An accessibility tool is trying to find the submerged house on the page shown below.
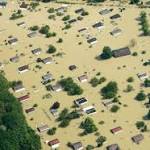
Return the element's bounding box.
[10,55,19,63]
[106,144,120,150]
[110,14,121,20]
[27,31,37,38]
[8,38,18,45]
[48,139,60,150]
[110,28,122,37]
[83,106,96,115]
[0,0,7,8]
[32,48,42,55]
[42,73,53,83]
[112,47,131,58]
[18,65,29,73]
[25,107,35,114]
[42,57,53,64]
[20,2,28,10]
[78,75,88,83]
[75,8,84,14]
[72,142,83,150]
[37,124,49,133]
[74,97,88,107]
[51,84,63,92]
[92,22,104,30]
[131,134,144,144]
[137,72,149,81]
[17,21,26,27]
[18,94,30,103]
[87,37,97,45]
[99,9,111,15]
[12,83,25,93]
[110,126,122,134]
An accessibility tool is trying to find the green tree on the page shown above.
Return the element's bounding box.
[130,0,140,4]
[110,105,120,113]
[80,117,97,134]
[39,25,50,34]
[47,45,56,53]
[47,127,57,135]
[96,136,106,147]
[86,145,94,150]
[135,92,146,101]
[100,46,112,59]
[101,81,118,99]
[144,79,150,87]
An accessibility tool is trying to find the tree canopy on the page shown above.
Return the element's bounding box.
[0,74,41,150]
[101,81,118,99]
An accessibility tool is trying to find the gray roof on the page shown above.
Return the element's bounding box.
[132,134,144,144]
[18,65,29,72]
[72,142,83,150]
[10,55,19,63]
[92,22,104,28]
[99,9,111,15]
[87,37,97,44]
[0,0,7,4]
[13,83,24,91]
[112,47,131,58]
[110,14,121,20]
[27,32,37,38]
[110,28,122,36]
[8,38,18,44]
[106,144,120,150]
[37,124,49,132]
[51,84,62,91]
[75,8,84,14]
[42,57,52,64]
[42,73,53,81]
[32,48,42,54]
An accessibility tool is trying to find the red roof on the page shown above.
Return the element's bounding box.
[48,139,60,146]
[111,126,122,134]
[18,94,29,102]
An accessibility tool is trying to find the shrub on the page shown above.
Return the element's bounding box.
[30,25,39,31]
[127,77,134,82]
[47,8,55,13]
[135,92,146,101]
[47,127,57,135]
[62,15,70,21]
[110,105,120,113]
[39,25,50,34]
[47,45,56,53]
